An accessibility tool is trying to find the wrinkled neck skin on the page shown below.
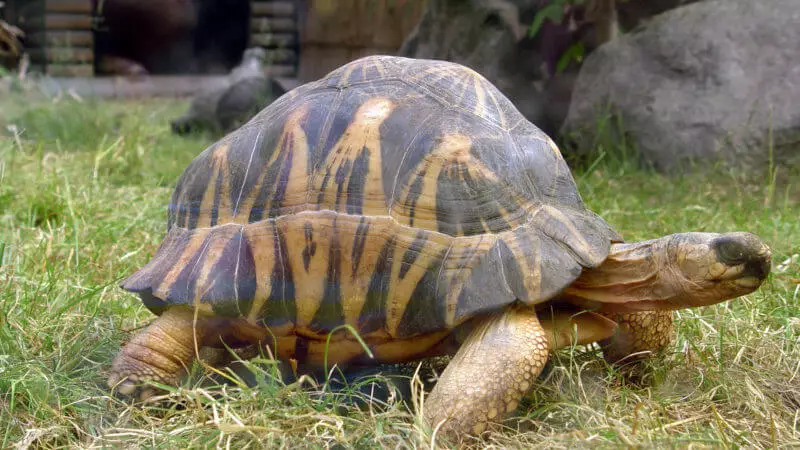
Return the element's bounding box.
[559,237,692,313]
[231,56,264,80]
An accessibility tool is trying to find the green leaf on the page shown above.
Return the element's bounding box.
[556,41,585,73]
[528,2,567,38]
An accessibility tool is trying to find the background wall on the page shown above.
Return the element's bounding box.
[297,0,427,82]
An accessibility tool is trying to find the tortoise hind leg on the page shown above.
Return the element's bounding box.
[423,307,550,438]
[108,307,207,400]
[599,310,674,371]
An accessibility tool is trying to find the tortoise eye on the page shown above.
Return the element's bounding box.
[713,237,748,265]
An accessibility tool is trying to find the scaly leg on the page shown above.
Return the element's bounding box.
[599,310,674,366]
[108,307,207,400]
[423,307,550,438]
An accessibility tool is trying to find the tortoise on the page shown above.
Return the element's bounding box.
[109,55,772,437]
[170,47,286,136]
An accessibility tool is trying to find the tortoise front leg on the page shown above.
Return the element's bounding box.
[599,310,674,366]
[423,307,550,438]
[108,307,207,400]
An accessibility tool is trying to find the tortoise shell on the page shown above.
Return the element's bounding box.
[122,55,620,341]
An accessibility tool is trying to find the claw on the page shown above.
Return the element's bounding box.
[117,380,138,396]
[108,372,166,402]
[108,371,139,396]
[107,373,120,389]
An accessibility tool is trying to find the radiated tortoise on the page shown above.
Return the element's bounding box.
[109,55,772,438]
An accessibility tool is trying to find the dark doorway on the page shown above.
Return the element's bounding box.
[94,0,250,75]
[193,0,251,73]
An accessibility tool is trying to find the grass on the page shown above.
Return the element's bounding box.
[0,91,798,449]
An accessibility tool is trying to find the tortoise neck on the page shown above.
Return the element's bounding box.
[559,238,678,313]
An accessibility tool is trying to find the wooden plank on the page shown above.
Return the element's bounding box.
[299,0,358,45]
[358,0,423,49]
[3,0,19,24]
[20,13,93,30]
[400,0,428,36]
[263,48,297,65]
[29,47,94,64]
[297,45,349,82]
[247,17,296,33]
[45,13,93,29]
[28,75,300,98]
[13,1,44,28]
[30,63,93,77]
[251,1,295,17]
[15,0,91,16]
[263,64,296,77]
[25,30,93,47]
[15,1,46,17]
[45,0,92,14]
[249,32,296,48]
[47,63,93,77]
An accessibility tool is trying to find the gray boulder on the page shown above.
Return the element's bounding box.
[563,0,800,172]
[171,47,286,136]
[399,0,545,124]
[397,0,683,136]
[396,0,603,136]
[616,0,700,31]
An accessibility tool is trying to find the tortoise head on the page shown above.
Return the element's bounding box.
[663,232,772,307]
[562,232,772,312]
[242,47,267,64]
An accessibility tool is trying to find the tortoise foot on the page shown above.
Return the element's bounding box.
[600,311,674,365]
[107,339,187,401]
[108,308,204,400]
[424,307,550,440]
[598,310,674,384]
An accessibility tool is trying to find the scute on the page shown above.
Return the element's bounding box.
[122,55,621,339]
[399,57,523,130]
[322,54,405,88]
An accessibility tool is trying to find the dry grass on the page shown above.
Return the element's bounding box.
[0,93,798,449]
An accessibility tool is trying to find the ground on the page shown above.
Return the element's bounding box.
[0,93,798,449]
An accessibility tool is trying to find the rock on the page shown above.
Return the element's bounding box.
[616,0,700,31]
[398,0,548,129]
[171,48,286,137]
[563,0,800,172]
[397,0,628,136]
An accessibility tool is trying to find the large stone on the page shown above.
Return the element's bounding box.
[396,0,672,136]
[616,0,700,31]
[399,0,546,125]
[563,0,800,172]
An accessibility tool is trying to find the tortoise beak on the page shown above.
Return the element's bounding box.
[711,232,772,284]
